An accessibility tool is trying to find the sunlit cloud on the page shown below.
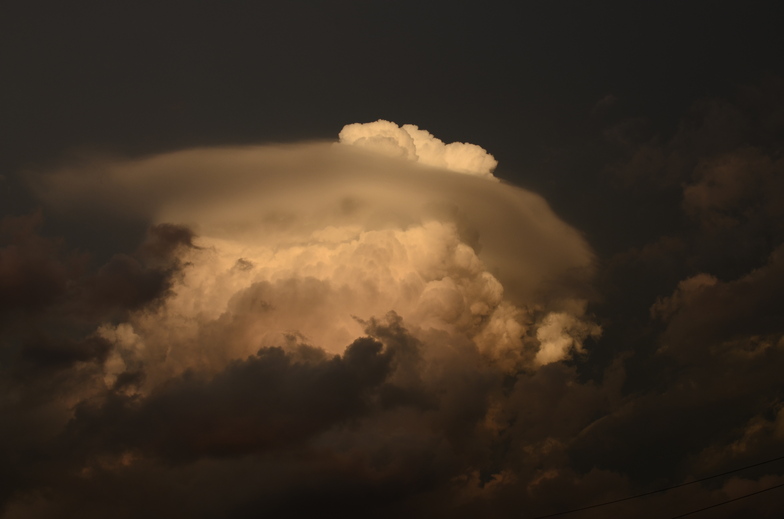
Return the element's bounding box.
[35,123,597,391]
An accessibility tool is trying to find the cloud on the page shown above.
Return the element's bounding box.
[66,334,396,463]
[580,83,784,508]
[5,108,784,518]
[653,245,784,360]
[0,123,614,517]
[0,211,76,316]
[31,134,596,385]
[535,309,601,366]
[339,120,499,180]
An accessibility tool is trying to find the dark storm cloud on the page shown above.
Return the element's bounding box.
[653,246,784,359]
[571,80,784,514]
[0,212,77,315]
[0,215,193,322]
[65,336,393,462]
[0,216,197,511]
[0,314,485,518]
[0,218,192,381]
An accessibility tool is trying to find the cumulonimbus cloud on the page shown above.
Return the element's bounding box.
[0,124,603,517]
[33,124,598,390]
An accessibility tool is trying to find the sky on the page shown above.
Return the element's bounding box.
[2,1,784,517]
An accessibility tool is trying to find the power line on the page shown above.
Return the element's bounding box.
[668,481,784,518]
[528,454,784,519]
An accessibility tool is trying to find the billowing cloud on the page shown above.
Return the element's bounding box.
[32,132,596,389]
[339,120,499,180]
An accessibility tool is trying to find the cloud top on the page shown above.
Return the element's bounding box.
[339,120,499,180]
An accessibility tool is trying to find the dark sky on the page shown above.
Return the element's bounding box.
[2,1,782,251]
[2,1,784,518]
[2,2,780,182]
